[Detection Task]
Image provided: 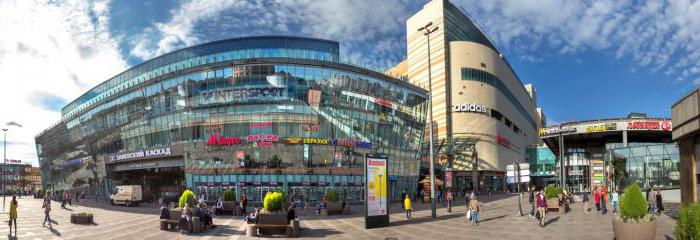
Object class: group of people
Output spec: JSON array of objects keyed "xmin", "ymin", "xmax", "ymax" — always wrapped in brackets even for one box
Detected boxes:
[
  {"xmin": 159, "ymin": 199, "xmax": 216, "ymax": 234},
  {"xmin": 646, "ymin": 187, "xmax": 665, "ymax": 215}
]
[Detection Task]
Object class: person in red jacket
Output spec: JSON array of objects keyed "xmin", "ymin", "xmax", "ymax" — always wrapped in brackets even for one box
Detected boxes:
[
  {"xmin": 601, "ymin": 186, "xmax": 608, "ymax": 214},
  {"xmin": 536, "ymin": 188, "xmax": 548, "ymax": 228},
  {"xmin": 594, "ymin": 186, "xmax": 600, "ymax": 212}
]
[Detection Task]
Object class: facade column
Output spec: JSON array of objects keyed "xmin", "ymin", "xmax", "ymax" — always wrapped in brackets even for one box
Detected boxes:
[
  {"xmin": 622, "ymin": 130, "xmax": 628, "ymax": 148},
  {"xmin": 679, "ymin": 139, "xmax": 698, "ymax": 204}
]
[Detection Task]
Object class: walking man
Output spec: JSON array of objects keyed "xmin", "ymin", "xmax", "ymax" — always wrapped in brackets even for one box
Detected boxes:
[
  {"xmin": 594, "ymin": 186, "xmax": 600, "ymax": 212},
  {"xmin": 42, "ymin": 194, "xmax": 52, "ymax": 229},
  {"xmin": 601, "ymin": 186, "xmax": 608, "ymax": 214},
  {"xmin": 536, "ymin": 188, "xmax": 547, "ymax": 228}
]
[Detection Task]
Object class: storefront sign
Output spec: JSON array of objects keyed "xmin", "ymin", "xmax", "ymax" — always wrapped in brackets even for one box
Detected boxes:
[
  {"xmin": 332, "ymin": 139, "xmax": 356, "ymax": 147},
  {"xmin": 250, "ymin": 122, "xmax": 273, "ymax": 128},
  {"xmin": 452, "ymin": 103, "xmax": 489, "ymax": 113},
  {"xmin": 247, "ymin": 133, "xmax": 280, "ymax": 143},
  {"xmin": 206, "ymin": 135, "xmax": 242, "ymax": 146},
  {"xmin": 627, "ymin": 120, "xmax": 672, "ymax": 131},
  {"xmin": 302, "ymin": 122, "xmax": 319, "ymax": 132},
  {"xmin": 374, "ymin": 98, "xmax": 394, "ymax": 108},
  {"xmin": 235, "ymin": 150, "xmax": 245, "ymax": 159},
  {"xmin": 356, "ymin": 141, "xmax": 372, "ymax": 149},
  {"xmin": 585, "ymin": 123, "xmax": 616, "ymax": 133},
  {"xmin": 109, "ymin": 147, "xmax": 172, "ymax": 162},
  {"xmin": 496, "ymin": 135, "xmax": 511, "ymax": 147},
  {"xmin": 365, "ymin": 154, "xmax": 389, "ymax": 229},
  {"xmin": 285, "ymin": 137, "xmax": 302, "ymax": 145},
  {"xmin": 303, "ymin": 137, "xmax": 330, "ymax": 145},
  {"xmin": 568, "ymin": 168, "xmax": 584, "ymax": 176},
  {"xmin": 200, "ymin": 87, "xmax": 285, "ymax": 104},
  {"xmin": 538, "ymin": 126, "xmax": 577, "ymax": 137},
  {"xmin": 7, "ymin": 159, "xmax": 21, "ymax": 164}
]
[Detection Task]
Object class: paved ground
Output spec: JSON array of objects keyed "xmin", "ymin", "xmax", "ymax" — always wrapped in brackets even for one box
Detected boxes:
[{"xmin": 0, "ymin": 194, "xmax": 677, "ymax": 239}]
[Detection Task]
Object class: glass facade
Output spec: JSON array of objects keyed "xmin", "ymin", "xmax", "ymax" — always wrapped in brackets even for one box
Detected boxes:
[
  {"xmin": 611, "ymin": 143, "xmax": 680, "ymax": 190},
  {"xmin": 36, "ymin": 36, "xmax": 428, "ymax": 204}
]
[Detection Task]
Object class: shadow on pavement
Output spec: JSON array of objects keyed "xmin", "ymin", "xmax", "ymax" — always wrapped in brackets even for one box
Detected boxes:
[
  {"xmin": 390, "ymin": 212, "xmax": 465, "ymax": 227},
  {"xmin": 205, "ymin": 225, "xmax": 241, "ymax": 237},
  {"xmin": 544, "ymin": 216, "xmax": 559, "ymax": 227},
  {"xmin": 48, "ymin": 226, "xmax": 61, "ymax": 236},
  {"xmin": 297, "ymin": 228, "xmax": 342, "ymax": 238},
  {"xmin": 478, "ymin": 214, "xmax": 507, "ymax": 223}
]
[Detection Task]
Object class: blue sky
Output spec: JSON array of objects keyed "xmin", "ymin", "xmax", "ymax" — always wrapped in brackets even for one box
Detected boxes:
[{"xmin": 1, "ymin": 0, "xmax": 699, "ymax": 165}]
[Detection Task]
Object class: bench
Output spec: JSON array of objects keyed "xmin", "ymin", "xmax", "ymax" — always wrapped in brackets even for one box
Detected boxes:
[
  {"xmin": 322, "ymin": 202, "xmax": 349, "ymax": 216},
  {"xmin": 246, "ymin": 213, "xmax": 298, "ymax": 237},
  {"xmin": 159, "ymin": 209, "xmax": 205, "ymax": 233}
]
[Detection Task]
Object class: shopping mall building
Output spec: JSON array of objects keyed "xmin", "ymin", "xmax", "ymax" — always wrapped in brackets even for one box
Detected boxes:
[
  {"xmin": 387, "ymin": 0, "xmax": 543, "ymax": 194},
  {"xmin": 539, "ymin": 113, "xmax": 679, "ymax": 193},
  {"xmin": 35, "ymin": 36, "xmax": 428, "ymax": 203}
]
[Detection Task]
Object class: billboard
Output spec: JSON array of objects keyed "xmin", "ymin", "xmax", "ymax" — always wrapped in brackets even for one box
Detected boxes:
[{"xmin": 365, "ymin": 154, "xmax": 389, "ymax": 229}]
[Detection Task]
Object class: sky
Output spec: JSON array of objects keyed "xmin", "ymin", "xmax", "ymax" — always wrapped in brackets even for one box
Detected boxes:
[{"xmin": 1, "ymin": 0, "xmax": 700, "ymax": 166}]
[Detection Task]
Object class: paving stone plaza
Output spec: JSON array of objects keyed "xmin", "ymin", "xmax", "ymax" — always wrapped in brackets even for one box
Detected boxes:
[{"xmin": 0, "ymin": 194, "xmax": 676, "ymax": 240}]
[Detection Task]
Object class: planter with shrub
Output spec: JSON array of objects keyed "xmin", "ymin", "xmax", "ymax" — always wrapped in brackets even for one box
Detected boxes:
[
  {"xmin": 71, "ymin": 213, "xmax": 94, "ymax": 224},
  {"xmin": 222, "ymin": 189, "xmax": 238, "ymax": 215},
  {"xmin": 613, "ymin": 183, "xmax": 656, "ymax": 240},
  {"xmin": 544, "ymin": 186, "xmax": 563, "ymax": 211},
  {"xmin": 674, "ymin": 203, "xmax": 700, "ymax": 240},
  {"xmin": 258, "ymin": 192, "xmax": 288, "ymax": 234},
  {"xmin": 323, "ymin": 189, "xmax": 345, "ymax": 215}
]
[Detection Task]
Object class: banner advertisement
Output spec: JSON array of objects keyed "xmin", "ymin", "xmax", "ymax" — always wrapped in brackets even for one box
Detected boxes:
[{"xmin": 365, "ymin": 154, "xmax": 389, "ymax": 229}]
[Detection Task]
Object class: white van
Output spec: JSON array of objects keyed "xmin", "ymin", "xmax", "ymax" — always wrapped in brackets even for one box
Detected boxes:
[{"xmin": 110, "ymin": 185, "xmax": 142, "ymax": 207}]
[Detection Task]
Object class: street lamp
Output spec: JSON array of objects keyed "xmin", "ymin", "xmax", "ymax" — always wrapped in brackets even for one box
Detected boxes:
[{"xmin": 418, "ymin": 21, "xmax": 439, "ymax": 218}]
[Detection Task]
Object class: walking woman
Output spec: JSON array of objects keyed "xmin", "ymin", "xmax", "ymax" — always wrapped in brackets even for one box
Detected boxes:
[
  {"xmin": 404, "ymin": 195, "xmax": 412, "ymax": 220},
  {"xmin": 42, "ymin": 193, "xmax": 52, "ymax": 229},
  {"xmin": 468, "ymin": 194, "xmax": 481, "ymax": 226},
  {"xmin": 655, "ymin": 188, "xmax": 664, "ymax": 215},
  {"xmin": 536, "ymin": 188, "xmax": 547, "ymax": 228},
  {"xmin": 9, "ymin": 195, "xmax": 17, "ymax": 237}
]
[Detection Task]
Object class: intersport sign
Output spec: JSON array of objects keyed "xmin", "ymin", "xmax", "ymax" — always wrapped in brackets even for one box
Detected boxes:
[{"xmin": 452, "ymin": 103, "xmax": 489, "ymax": 114}]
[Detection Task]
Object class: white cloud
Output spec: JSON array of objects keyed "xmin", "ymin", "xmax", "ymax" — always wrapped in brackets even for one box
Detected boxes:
[
  {"xmin": 454, "ymin": 0, "xmax": 700, "ymax": 84},
  {"xmin": 0, "ymin": 0, "xmax": 127, "ymax": 166}
]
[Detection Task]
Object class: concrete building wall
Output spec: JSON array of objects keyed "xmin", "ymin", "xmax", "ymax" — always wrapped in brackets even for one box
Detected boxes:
[
  {"xmin": 448, "ymin": 41, "xmax": 537, "ymax": 171},
  {"xmin": 672, "ymin": 88, "xmax": 700, "ymax": 203}
]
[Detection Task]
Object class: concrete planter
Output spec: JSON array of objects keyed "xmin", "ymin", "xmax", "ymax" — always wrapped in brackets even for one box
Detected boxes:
[
  {"xmin": 258, "ymin": 212, "xmax": 288, "ymax": 235},
  {"xmin": 546, "ymin": 198, "xmax": 559, "ymax": 211},
  {"xmin": 71, "ymin": 213, "xmax": 93, "ymax": 224},
  {"xmin": 612, "ymin": 217, "xmax": 657, "ymax": 240},
  {"xmin": 323, "ymin": 201, "xmax": 344, "ymax": 215}
]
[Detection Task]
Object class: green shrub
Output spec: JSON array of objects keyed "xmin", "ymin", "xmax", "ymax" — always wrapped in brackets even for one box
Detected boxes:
[
  {"xmin": 675, "ymin": 203, "xmax": 700, "ymax": 240},
  {"xmin": 325, "ymin": 189, "xmax": 340, "ymax": 202},
  {"xmin": 263, "ymin": 192, "xmax": 284, "ymax": 212},
  {"xmin": 178, "ymin": 189, "xmax": 198, "ymax": 208},
  {"xmin": 545, "ymin": 185, "xmax": 563, "ymax": 199},
  {"xmin": 223, "ymin": 189, "xmax": 235, "ymax": 201},
  {"xmin": 619, "ymin": 183, "xmax": 648, "ymax": 222}
]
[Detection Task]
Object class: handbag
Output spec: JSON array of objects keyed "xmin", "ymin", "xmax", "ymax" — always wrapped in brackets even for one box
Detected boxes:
[{"xmin": 466, "ymin": 210, "xmax": 472, "ymax": 220}]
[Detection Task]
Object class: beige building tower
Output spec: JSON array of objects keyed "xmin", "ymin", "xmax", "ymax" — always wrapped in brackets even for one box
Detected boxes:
[{"xmin": 402, "ymin": 0, "xmax": 540, "ymax": 192}]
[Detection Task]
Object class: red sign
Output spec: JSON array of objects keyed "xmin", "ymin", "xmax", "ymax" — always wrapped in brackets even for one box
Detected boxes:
[
  {"xmin": 206, "ymin": 134, "xmax": 242, "ymax": 146},
  {"xmin": 627, "ymin": 121, "xmax": 661, "ymax": 130},
  {"xmin": 250, "ymin": 122, "xmax": 273, "ymax": 128},
  {"xmin": 235, "ymin": 150, "xmax": 245, "ymax": 159},
  {"xmin": 374, "ymin": 98, "xmax": 393, "ymax": 107},
  {"xmin": 661, "ymin": 120, "xmax": 672, "ymax": 131},
  {"xmin": 246, "ymin": 133, "xmax": 280, "ymax": 142},
  {"xmin": 496, "ymin": 134, "xmax": 511, "ymax": 147}
]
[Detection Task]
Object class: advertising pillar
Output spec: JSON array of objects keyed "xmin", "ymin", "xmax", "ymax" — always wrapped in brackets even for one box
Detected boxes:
[{"xmin": 365, "ymin": 154, "xmax": 389, "ymax": 229}]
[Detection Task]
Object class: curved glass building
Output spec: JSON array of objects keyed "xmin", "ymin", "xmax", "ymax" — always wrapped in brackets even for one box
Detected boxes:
[{"xmin": 36, "ymin": 36, "xmax": 428, "ymax": 203}]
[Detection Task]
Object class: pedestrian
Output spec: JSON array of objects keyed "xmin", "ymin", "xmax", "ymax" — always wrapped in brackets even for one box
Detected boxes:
[
  {"xmin": 593, "ymin": 187, "xmax": 600, "ymax": 212},
  {"xmin": 436, "ymin": 190, "xmax": 441, "ymax": 204},
  {"xmin": 528, "ymin": 185, "xmax": 535, "ymax": 218},
  {"xmin": 420, "ymin": 190, "xmax": 424, "ymax": 204},
  {"xmin": 582, "ymin": 187, "xmax": 590, "ymax": 214},
  {"xmin": 9, "ymin": 195, "xmax": 17, "ymax": 237},
  {"xmin": 401, "ymin": 190, "xmax": 407, "ymax": 209},
  {"xmin": 404, "ymin": 195, "xmax": 412, "ymax": 220},
  {"xmin": 655, "ymin": 188, "xmax": 664, "ymax": 215},
  {"xmin": 601, "ymin": 187, "xmax": 608, "ymax": 214},
  {"xmin": 612, "ymin": 189, "xmax": 619, "ymax": 215},
  {"xmin": 536, "ymin": 188, "xmax": 547, "ymax": 228},
  {"xmin": 42, "ymin": 193, "xmax": 52, "ymax": 229},
  {"xmin": 179, "ymin": 203, "xmax": 192, "ymax": 234},
  {"xmin": 468, "ymin": 194, "xmax": 481, "ymax": 226},
  {"xmin": 648, "ymin": 188, "xmax": 657, "ymax": 214},
  {"xmin": 68, "ymin": 190, "xmax": 72, "ymax": 207},
  {"xmin": 241, "ymin": 193, "xmax": 248, "ymax": 215}
]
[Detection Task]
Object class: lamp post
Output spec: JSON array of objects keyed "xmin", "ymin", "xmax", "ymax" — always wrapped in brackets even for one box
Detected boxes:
[
  {"xmin": 418, "ymin": 21, "xmax": 439, "ymax": 218},
  {"xmin": 2, "ymin": 128, "xmax": 7, "ymax": 213}
]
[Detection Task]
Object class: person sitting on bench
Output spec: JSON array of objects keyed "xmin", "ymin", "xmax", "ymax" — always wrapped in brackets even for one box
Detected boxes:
[
  {"xmin": 214, "ymin": 198, "xmax": 224, "ymax": 216},
  {"xmin": 286, "ymin": 204, "xmax": 296, "ymax": 223},
  {"xmin": 245, "ymin": 205, "xmax": 260, "ymax": 224},
  {"xmin": 198, "ymin": 201, "xmax": 214, "ymax": 228},
  {"xmin": 179, "ymin": 204, "xmax": 192, "ymax": 234}
]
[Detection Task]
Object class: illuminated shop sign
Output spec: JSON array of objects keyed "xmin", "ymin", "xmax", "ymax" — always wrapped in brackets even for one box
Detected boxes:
[
  {"xmin": 109, "ymin": 147, "xmax": 172, "ymax": 162},
  {"xmin": 300, "ymin": 137, "xmax": 372, "ymax": 149},
  {"xmin": 247, "ymin": 133, "xmax": 280, "ymax": 143},
  {"xmin": 627, "ymin": 120, "xmax": 672, "ymax": 131},
  {"xmin": 206, "ymin": 135, "xmax": 243, "ymax": 146},
  {"xmin": 452, "ymin": 103, "xmax": 489, "ymax": 113},
  {"xmin": 340, "ymin": 91, "xmax": 414, "ymax": 115},
  {"xmin": 250, "ymin": 122, "xmax": 273, "ymax": 128},
  {"xmin": 495, "ymin": 134, "xmax": 511, "ymax": 147},
  {"xmin": 199, "ymin": 87, "xmax": 285, "ymax": 105},
  {"xmin": 585, "ymin": 123, "xmax": 617, "ymax": 133}
]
